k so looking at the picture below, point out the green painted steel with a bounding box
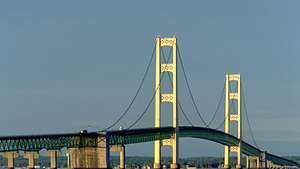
[107,126,298,167]
[0,132,99,152]
[107,127,174,145]
[108,127,258,156]
[0,127,297,167]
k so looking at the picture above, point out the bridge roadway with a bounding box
[0,126,297,167]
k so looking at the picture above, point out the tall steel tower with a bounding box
[224,73,242,169]
[154,36,178,169]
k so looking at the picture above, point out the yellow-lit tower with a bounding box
[224,73,242,169]
[154,36,178,169]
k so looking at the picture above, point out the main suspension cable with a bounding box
[241,81,259,148]
[161,47,194,126]
[102,45,156,131]
[126,47,173,129]
[179,102,194,126]
[177,44,208,127]
[215,117,225,130]
[214,79,233,130]
[207,80,226,127]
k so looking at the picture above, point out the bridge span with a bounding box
[107,126,299,168]
[0,126,297,168]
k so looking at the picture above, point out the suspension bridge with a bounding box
[0,37,298,169]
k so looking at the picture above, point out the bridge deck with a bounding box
[0,127,297,167]
[0,132,101,151]
[107,126,298,167]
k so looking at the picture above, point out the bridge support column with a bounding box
[110,145,125,169]
[4,151,19,169]
[48,150,59,169]
[224,74,242,169]
[24,152,39,169]
[267,161,273,169]
[98,136,110,169]
[154,36,179,169]
[119,145,125,169]
[259,151,267,169]
[68,136,110,169]
[246,156,259,168]
[68,147,98,168]
[68,148,80,168]
[170,133,179,169]
[154,36,162,169]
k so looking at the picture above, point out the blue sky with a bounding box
[0,1,300,157]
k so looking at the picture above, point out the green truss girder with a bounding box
[107,126,298,167]
[0,132,99,152]
[0,127,296,167]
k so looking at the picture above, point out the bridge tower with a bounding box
[154,36,178,169]
[224,73,242,169]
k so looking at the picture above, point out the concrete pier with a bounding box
[110,145,125,169]
[48,150,59,169]
[260,151,267,169]
[4,151,19,169]
[67,136,110,169]
[24,152,39,169]
[119,146,125,169]
[246,156,260,168]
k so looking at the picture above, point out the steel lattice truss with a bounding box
[107,126,298,167]
[0,132,99,152]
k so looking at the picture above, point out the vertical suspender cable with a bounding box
[161,47,194,126]
[126,46,173,129]
[102,45,156,131]
[207,80,226,127]
[177,44,208,127]
[241,80,259,148]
